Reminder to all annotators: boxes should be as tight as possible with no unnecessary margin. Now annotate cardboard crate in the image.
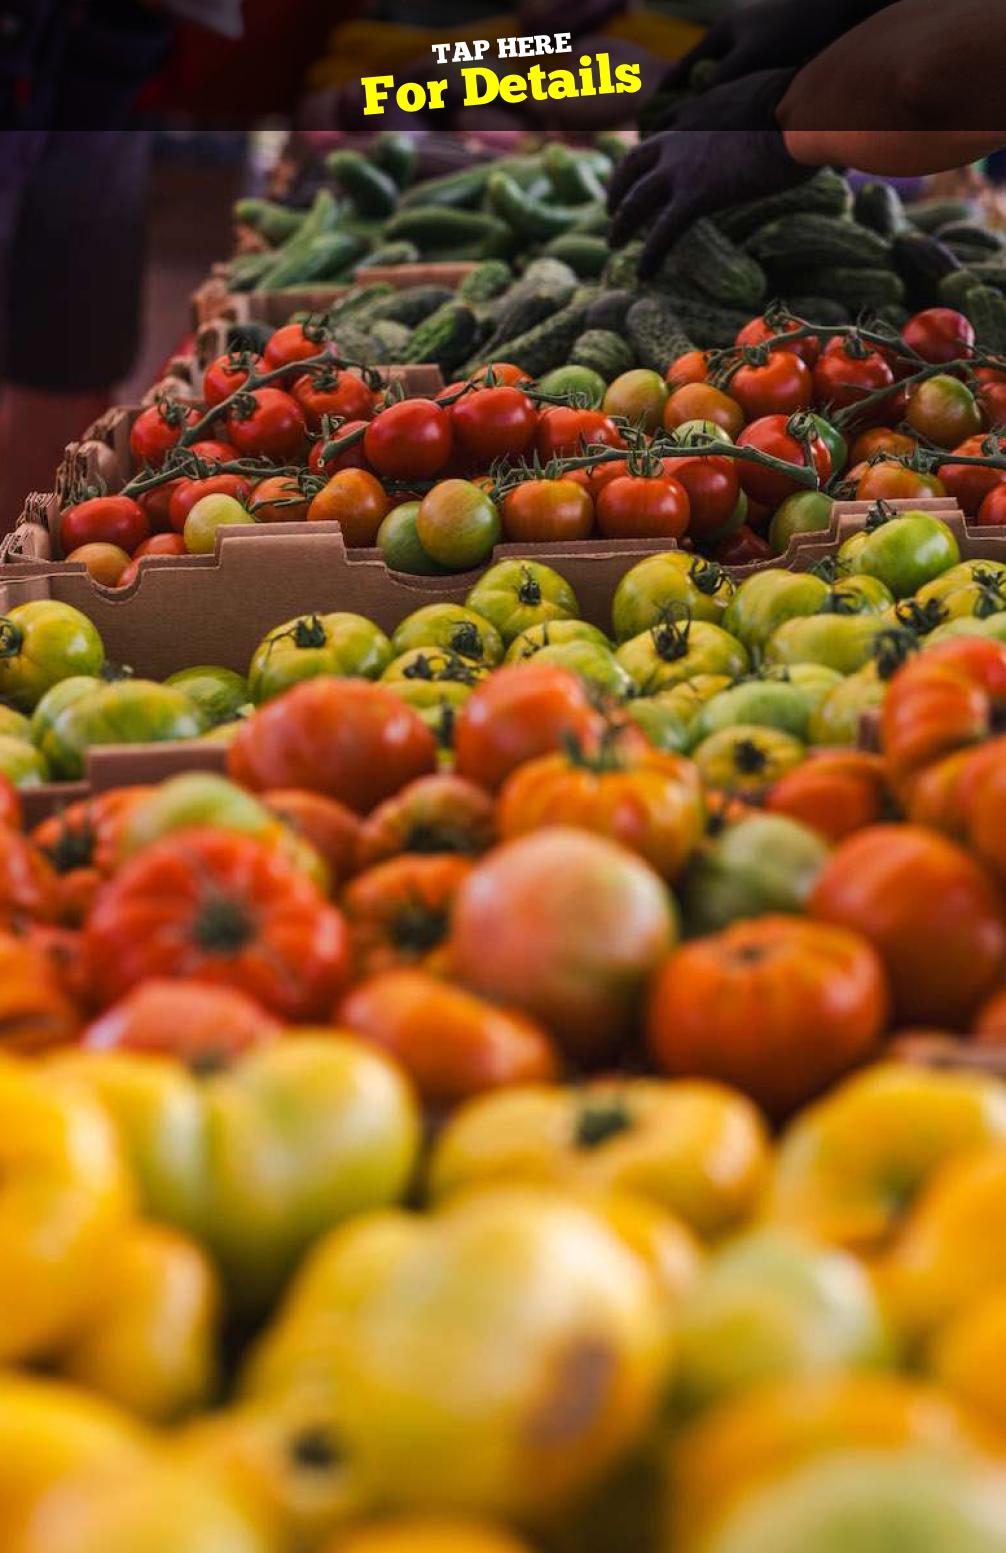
[18,742,229,828]
[192,261,478,330]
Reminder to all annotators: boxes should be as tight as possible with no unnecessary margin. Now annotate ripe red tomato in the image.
[813,338,895,419]
[666,349,712,387]
[595,474,690,540]
[309,420,369,477]
[938,434,1006,515]
[308,468,393,544]
[729,351,814,419]
[849,428,917,464]
[263,321,331,376]
[133,532,187,559]
[364,399,453,480]
[0,775,21,831]
[250,474,311,525]
[978,485,1006,526]
[83,978,281,1064]
[980,380,1006,429]
[291,368,375,430]
[736,314,821,367]
[664,454,742,541]
[664,383,745,439]
[168,474,252,533]
[534,406,624,462]
[500,478,594,542]
[451,386,537,464]
[60,495,149,556]
[735,414,832,506]
[465,362,533,387]
[129,401,200,468]
[226,387,307,461]
[901,308,975,365]
[454,664,607,792]
[203,352,261,408]
[187,439,240,466]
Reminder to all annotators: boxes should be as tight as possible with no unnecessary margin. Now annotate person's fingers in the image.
[609,166,673,248]
[607,135,659,213]
[658,22,729,93]
[637,195,699,279]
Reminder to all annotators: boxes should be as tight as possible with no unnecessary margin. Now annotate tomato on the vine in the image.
[979,486,1006,526]
[666,349,712,388]
[129,401,200,468]
[713,525,773,565]
[735,414,832,506]
[309,420,369,477]
[451,385,537,464]
[736,314,821,367]
[534,406,624,462]
[250,474,311,525]
[979,379,1006,429]
[938,434,1006,515]
[307,468,392,544]
[664,383,745,439]
[854,460,947,503]
[291,368,375,430]
[906,373,983,448]
[901,308,975,365]
[813,338,895,419]
[188,438,240,466]
[849,427,917,465]
[728,350,814,419]
[203,352,261,409]
[225,387,307,461]
[664,454,741,542]
[133,532,187,559]
[262,321,331,377]
[595,474,690,540]
[500,478,594,543]
[168,474,252,534]
[364,398,453,480]
[61,495,149,556]
[466,361,532,387]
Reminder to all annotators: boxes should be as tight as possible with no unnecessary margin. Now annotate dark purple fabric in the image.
[0,1,170,127]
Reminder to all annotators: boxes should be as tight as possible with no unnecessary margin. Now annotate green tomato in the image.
[842,512,960,599]
[682,813,830,934]
[31,675,104,762]
[377,501,449,577]
[0,734,48,787]
[539,364,607,407]
[391,603,504,666]
[384,676,479,715]
[622,698,694,754]
[46,681,205,780]
[416,480,501,571]
[768,491,834,556]
[248,612,392,704]
[723,571,830,660]
[165,666,249,728]
[928,611,1006,647]
[692,723,805,797]
[530,639,634,698]
[612,553,735,641]
[760,662,844,718]
[381,647,489,690]
[466,560,579,643]
[822,574,895,616]
[669,418,734,446]
[616,618,749,693]
[183,493,252,555]
[808,413,848,476]
[602,368,668,432]
[504,618,611,663]
[763,612,890,675]
[808,664,888,745]
[917,559,1006,607]
[692,680,811,747]
[0,601,105,711]
[0,706,32,742]
[933,576,1006,624]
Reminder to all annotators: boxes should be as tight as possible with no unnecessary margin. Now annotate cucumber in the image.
[478,299,588,378]
[259,231,369,290]
[384,204,515,258]
[966,285,1006,353]
[939,269,982,308]
[572,202,611,237]
[584,289,636,333]
[487,171,584,242]
[747,213,891,269]
[593,131,628,166]
[788,296,852,326]
[354,241,421,271]
[908,197,976,233]
[403,302,479,371]
[366,285,456,326]
[963,262,1006,295]
[937,221,1004,255]
[457,260,513,303]
[542,233,612,278]
[795,266,906,309]
[714,167,852,243]
[627,295,696,373]
[367,319,411,359]
[543,143,608,204]
[853,181,907,238]
[324,149,399,218]
[233,197,303,246]
[228,249,280,292]
[892,230,961,309]
[673,297,752,349]
[398,166,492,210]
[571,329,637,379]
[667,219,767,310]
[368,131,417,189]
[325,283,395,323]
[603,241,644,290]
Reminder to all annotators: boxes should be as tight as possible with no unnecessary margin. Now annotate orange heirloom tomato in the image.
[882,636,1006,792]
[0,826,60,928]
[33,788,154,878]
[83,977,282,1066]
[765,751,891,843]
[498,738,705,880]
[342,853,473,978]
[0,773,21,829]
[454,663,607,792]
[338,968,559,1108]
[647,915,889,1118]
[355,773,496,869]
[83,827,351,1020]
[262,789,362,888]
[0,930,80,1054]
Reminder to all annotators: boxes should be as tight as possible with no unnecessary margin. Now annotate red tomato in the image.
[309,420,369,477]
[168,473,252,533]
[664,383,745,439]
[713,525,773,565]
[263,321,331,377]
[980,380,1006,429]
[291,368,375,430]
[454,664,607,792]
[133,533,187,558]
[364,399,453,480]
[83,978,281,1064]
[136,483,177,532]
[978,485,1006,526]
[307,468,392,544]
[666,349,712,387]
[451,386,537,464]
[729,351,814,419]
[938,434,1006,515]
[736,314,821,367]
[664,454,742,542]
[901,308,975,365]
[187,439,240,466]
[735,414,832,506]
[250,474,311,525]
[813,338,895,419]
[500,478,594,542]
[466,362,533,387]
[595,474,690,540]
[129,401,200,468]
[849,428,917,464]
[226,387,307,461]
[60,495,149,556]
[203,352,262,408]
[0,776,21,831]
[534,406,624,462]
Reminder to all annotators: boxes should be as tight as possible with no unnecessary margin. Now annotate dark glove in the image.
[608,120,813,279]
[662,0,892,94]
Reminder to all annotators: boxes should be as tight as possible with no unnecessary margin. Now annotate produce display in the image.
[13,135,1006,1553]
